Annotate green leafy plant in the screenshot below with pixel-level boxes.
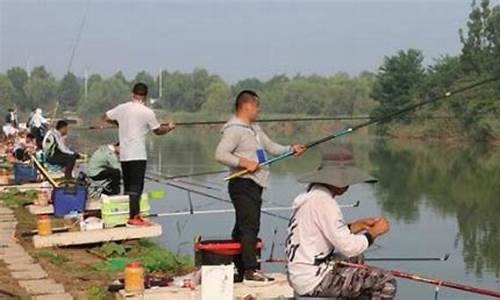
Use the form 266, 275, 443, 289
99, 242, 126, 257
34, 250, 69, 266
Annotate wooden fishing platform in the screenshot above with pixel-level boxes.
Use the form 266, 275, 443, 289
32, 223, 162, 248
116, 273, 293, 300
0, 182, 48, 192
0, 173, 65, 192
26, 198, 102, 215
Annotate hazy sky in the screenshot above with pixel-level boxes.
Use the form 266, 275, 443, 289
1, 0, 498, 82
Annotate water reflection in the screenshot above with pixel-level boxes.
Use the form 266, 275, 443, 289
369, 141, 500, 277
77, 128, 500, 280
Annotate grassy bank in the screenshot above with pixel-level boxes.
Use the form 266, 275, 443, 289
0, 189, 193, 299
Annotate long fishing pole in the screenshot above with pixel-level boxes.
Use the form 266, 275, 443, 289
264, 253, 451, 264
339, 261, 500, 298
225, 76, 500, 181
51, 0, 90, 125
149, 170, 289, 208
147, 169, 227, 180
146, 201, 360, 218
144, 174, 289, 221
174, 116, 370, 126
148, 171, 221, 191
87, 116, 369, 130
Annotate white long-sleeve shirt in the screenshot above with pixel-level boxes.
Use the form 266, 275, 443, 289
42, 129, 74, 156
286, 185, 369, 295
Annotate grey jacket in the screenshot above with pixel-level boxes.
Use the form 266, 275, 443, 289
215, 116, 291, 187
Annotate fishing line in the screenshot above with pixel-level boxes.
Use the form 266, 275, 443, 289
225, 76, 500, 181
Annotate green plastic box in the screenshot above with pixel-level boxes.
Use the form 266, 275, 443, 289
101, 194, 150, 228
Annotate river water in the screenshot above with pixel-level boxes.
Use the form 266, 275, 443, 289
79, 126, 500, 299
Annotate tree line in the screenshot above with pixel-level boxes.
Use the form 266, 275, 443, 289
0, 0, 498, 139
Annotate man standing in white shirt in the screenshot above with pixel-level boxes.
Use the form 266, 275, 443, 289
105, 83, 175, 227
286, 152, 396, 299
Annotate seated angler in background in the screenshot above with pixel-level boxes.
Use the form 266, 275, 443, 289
12, 132, 37, 162
286, 152, 396, 299
87, 143, 121, 195
42, 120, 80, 178
28, 108, 48, 149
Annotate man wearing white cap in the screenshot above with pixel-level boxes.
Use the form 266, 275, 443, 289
286, 152, 396, 299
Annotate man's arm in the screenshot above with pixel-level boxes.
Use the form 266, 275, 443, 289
153, 123, 175, 136
260, 130, 306, 157
313, 198, 369, 257
259, 130, 290, 156
102, 114, 118, 127
215, 129, 242, 168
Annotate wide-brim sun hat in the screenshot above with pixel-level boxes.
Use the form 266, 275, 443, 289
298, 151, 377, 187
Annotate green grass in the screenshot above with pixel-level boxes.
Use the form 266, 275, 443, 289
92, 240, 193, 276
0, 189, 37, 208
33, 250, 70, 266
86, 286, 108, 300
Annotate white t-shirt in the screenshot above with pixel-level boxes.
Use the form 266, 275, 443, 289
106, 101, 160, 161
286, 185, 369, 296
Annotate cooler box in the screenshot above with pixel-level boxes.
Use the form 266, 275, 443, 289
101, 194, 151, 228
52, 185, 88, 217
14, 163, 38, 185
194, 237, 263, 281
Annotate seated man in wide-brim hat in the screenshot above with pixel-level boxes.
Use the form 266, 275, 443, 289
286, 152, 397, 299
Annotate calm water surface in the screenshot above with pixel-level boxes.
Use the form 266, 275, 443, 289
79, 127, 500, 300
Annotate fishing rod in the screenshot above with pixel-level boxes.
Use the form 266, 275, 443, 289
174, 116, 370, 126
144, 174, 289, 221
155, 169, 228, 180
87, 116, 369, 130
264, 253, 451, 264
148, 171, 221, 191
51, 0, 90, 125
225, 76, 500, 181
145, 201, 360, 218
339, 261, 500, 298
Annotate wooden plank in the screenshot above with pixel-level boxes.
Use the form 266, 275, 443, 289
115, 273, 292, 300
0, 182, 46, 192
33, 223, 162, 248
27, 198, 102, 215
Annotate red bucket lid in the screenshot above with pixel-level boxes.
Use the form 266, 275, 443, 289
127, 262, 143, 269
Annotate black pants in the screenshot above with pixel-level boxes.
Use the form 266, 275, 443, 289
90, 168, 121, 195
31, 127, 44, 149
228, 178, 263, 272
121, 160, 146, 219
47, 150, 77, 178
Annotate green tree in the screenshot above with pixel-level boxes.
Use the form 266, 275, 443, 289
6, 67, 28, 106
31, 66, 50, 80
201, 80, 232, 113
24, 76, 58, 110
58, 72, 82, 110
78, 77, 129, 119
87, 74, 102, 89
160, 68, 219, 112
370, 49, 426, 126
0, 75, 16, 114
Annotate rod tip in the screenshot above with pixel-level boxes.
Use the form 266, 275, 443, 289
442, 253, 451, 261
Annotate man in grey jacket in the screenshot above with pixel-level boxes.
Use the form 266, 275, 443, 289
215, 90, 306, 283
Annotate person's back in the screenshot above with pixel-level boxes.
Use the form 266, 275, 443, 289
108, 101, 157, 162
87, 145, 119, 177
105, 82, 174, 226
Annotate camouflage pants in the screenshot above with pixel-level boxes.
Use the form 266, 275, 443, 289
308, 256, 397, 300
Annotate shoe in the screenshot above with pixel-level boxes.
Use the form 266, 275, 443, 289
126, 216, 151, 227
242, 270, 275, 287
